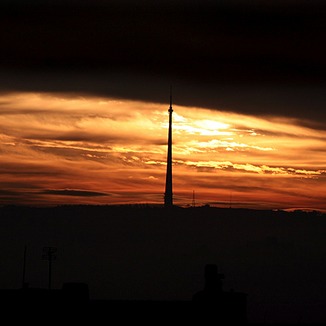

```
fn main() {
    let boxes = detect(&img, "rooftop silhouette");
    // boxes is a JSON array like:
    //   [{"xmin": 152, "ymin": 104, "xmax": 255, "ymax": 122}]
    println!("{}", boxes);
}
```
[{"xmin": 0, "ymin": 205, "xmax": 325, "ymax": 323}]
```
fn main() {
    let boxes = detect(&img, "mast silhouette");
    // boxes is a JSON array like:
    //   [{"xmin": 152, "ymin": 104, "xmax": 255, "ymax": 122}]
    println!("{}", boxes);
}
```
[{"xmin": 164, "ymin": 87, "xmax": 173, "ymax": 208}]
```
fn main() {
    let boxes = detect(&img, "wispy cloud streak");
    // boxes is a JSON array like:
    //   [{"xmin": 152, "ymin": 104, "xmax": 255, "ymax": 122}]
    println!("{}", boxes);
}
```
[{"xmin": 0, "ymin": 92, "xmax": 325, "ymax": 211}]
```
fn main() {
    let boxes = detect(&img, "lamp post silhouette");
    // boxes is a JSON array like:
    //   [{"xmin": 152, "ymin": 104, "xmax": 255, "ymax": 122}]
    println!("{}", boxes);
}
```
[
  {"xmin": 22, "ymin": 245, "xmax": 28, "ymax": 289},
  {"xmin": 164, "ymin": 88, "xmax": 173, "ymax": 208}
]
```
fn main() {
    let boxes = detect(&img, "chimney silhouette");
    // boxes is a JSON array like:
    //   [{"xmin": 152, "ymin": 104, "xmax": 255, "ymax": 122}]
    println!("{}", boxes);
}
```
[{"xmin": 164, "ymin": 87, "xmax": 173, "ymax": 208}]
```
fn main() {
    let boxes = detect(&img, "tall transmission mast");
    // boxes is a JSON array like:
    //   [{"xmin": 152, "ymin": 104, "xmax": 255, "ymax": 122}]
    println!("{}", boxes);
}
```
[{"xmin": 164, "ymin": 87, "xmax": 173, "ymax": 208}]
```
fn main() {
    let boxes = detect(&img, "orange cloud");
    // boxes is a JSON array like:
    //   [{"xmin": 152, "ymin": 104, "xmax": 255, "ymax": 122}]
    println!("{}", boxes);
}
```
[{"xmin": 0, "ymin": 91, "xmax": 325, "ymax": 211}]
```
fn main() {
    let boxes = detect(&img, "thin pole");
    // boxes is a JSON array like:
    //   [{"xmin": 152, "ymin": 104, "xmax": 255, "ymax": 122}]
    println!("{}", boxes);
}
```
[
  {"xmin": 192, "ymin": 190, "xmax": 196, "ymax": 207},
  {"xmin": 48, "ymin": 252, "xmax": 52, "ymax": 290},
  {"xmin": 22, "ymin": 245, "xmax": 27, "ymax": 288},
  {"xmin": 230, "ymin": 191, "xmax": 233, "ymax": 209}
]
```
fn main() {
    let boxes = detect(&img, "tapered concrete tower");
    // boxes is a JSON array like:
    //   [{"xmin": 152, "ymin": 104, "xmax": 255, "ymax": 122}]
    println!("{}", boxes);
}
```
[{"xmin": 164, "ymin": 88, "xmax": 173, "ymax": 208}]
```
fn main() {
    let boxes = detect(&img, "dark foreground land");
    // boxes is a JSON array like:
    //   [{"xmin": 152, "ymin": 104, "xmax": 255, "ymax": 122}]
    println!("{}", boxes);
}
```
[
  {"xmin": 0, "ymin": 204, "xmax": 325, "ymax": 324},
  {"xmin": 0, "ymin": 289, "xmax": 246, "ymax": 324}
]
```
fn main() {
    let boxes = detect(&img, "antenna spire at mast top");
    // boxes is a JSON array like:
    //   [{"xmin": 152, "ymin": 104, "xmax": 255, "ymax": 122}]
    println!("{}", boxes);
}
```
[{"xmin": 169, "ymin": 85, "xmax": 173, "ymax": 112}]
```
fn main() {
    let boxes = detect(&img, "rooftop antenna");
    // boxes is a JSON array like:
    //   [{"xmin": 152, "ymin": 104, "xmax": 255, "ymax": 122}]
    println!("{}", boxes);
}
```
[
  {"xmin": 192, "ymin": 190, "xmax": 196, "ymax": 207},
  {"xmin": 229, "ymin": 191, "xmax": 233, "ymax": 209},
  {"xmin": 164, "ymin": 85, "xmax": 173, "ymax": 208},
  {"xmin": 42, "ymin": 246, "xmax": 57, "ymax": 290}
]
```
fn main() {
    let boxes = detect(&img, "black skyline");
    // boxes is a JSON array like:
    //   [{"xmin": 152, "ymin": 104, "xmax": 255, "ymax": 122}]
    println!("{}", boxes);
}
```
[{"xmin": 0, "ymin": 204, "xmax": 326, "ymax": 323}]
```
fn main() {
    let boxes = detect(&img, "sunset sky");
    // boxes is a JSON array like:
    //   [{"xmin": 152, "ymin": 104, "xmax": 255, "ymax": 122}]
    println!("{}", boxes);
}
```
[{"xmin": 0, "ymin": 0, "xmax": 325, "ymax": 211}]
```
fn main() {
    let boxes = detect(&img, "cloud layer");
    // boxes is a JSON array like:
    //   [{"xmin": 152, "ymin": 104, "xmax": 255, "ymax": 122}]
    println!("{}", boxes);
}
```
[{"xmin": 0, "ymin": 92, "xmax": 325, "ymax": 211}]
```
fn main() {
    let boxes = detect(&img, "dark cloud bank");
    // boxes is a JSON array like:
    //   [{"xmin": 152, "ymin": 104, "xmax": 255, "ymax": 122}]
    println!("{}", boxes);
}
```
[
  {"xmin": 41, "ymin": 189, "xmax": 109, "ymax": 197},
  {"xmin": 1, "ymin": 0, "xmax": 326, "ymax": 126}
]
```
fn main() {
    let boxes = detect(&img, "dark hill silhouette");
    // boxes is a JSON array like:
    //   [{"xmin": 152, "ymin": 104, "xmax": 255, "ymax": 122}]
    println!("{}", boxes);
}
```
[{"xmin": 0, "ymin": 204, "xmax": 325, "ymax": 323}]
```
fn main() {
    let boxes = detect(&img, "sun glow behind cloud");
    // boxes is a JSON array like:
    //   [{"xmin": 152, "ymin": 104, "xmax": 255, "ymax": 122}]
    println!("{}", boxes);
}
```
[{"xmin": 0, "ymin": 92, "xmax": 325, "ymax": 211}]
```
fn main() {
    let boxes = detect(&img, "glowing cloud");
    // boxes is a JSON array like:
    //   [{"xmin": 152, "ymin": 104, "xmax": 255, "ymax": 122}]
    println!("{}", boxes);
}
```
[{"xmin": 0, "ymin": 91, "xmax": 325, "ymax": 211}]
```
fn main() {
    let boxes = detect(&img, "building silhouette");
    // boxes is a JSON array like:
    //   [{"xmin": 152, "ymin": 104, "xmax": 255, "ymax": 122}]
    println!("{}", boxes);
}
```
[
  {"xmin": 164, "ymin": 88, "xmax": 173, "ymax": 208},
  {"xmin": 192, "ymin": 264, "xmax": 247, "ymax": 323}
]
